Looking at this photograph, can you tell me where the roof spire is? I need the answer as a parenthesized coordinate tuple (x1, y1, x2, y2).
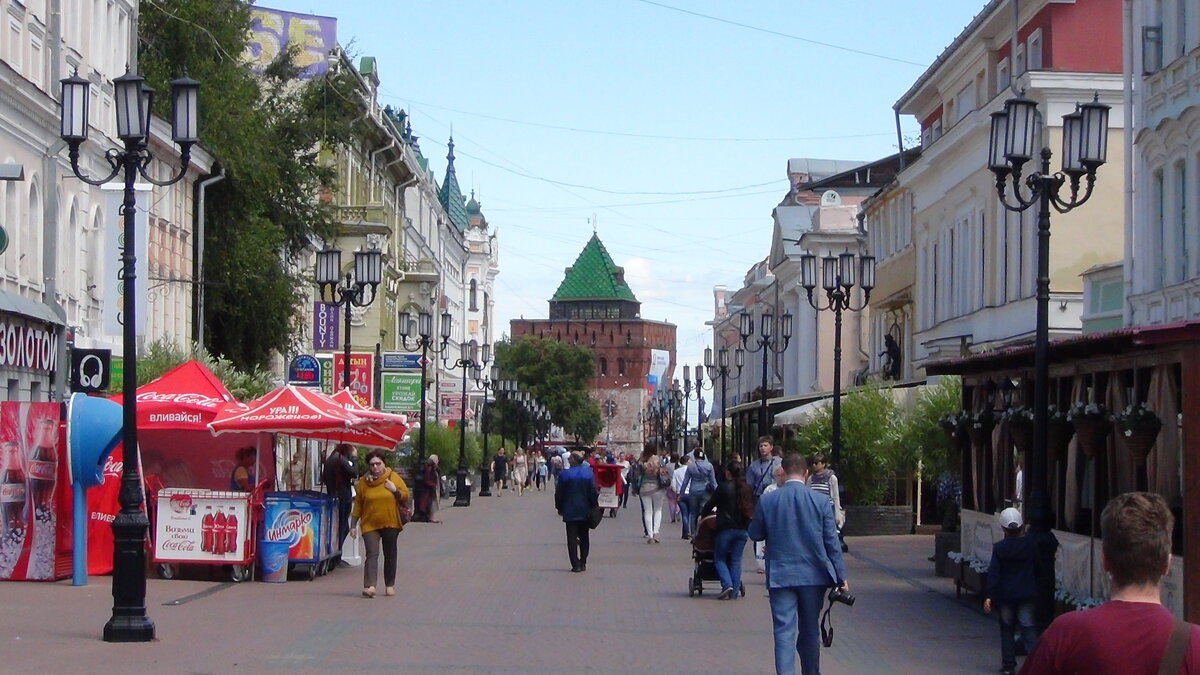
(446, 135, 456, 166)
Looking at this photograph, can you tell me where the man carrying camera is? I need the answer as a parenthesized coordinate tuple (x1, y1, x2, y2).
(748, 453, 849, 675)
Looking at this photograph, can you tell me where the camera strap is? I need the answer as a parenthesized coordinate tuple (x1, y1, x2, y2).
(821, 598, 835, 648)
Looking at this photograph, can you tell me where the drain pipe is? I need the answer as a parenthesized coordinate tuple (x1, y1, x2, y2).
(192, 168, 225, 348)
(1122, 0, 1135, 325)
(369, 139, 396, 202)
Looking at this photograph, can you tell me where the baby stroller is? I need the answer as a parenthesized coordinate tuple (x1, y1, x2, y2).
(687, 514, 746, 597)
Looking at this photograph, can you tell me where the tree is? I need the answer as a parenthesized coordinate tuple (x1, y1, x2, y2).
(492, 337, 603, 444)
(108, 337, 275, 400)
(895, 376, 962, 486)
(138, 0, 361, 370)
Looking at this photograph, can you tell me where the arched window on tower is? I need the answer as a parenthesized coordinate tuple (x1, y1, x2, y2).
(469, 279, 478, 311)
(599, 357, 608, 376)
(618, 358, 625, 376)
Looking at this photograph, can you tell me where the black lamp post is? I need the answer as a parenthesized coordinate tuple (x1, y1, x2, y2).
(704, 346, 744, 464)
(682, 365, 711, 455)
(398, 310, 452, 519)
(799, 251, 875, 470)
(316, 246, 383, 391)
(738, 310, 792, 462)
(60, 68, 200, 643)
(988, 91, 1109, 629)
(474, 364, 498, 497)
(446, 340, 488, 506)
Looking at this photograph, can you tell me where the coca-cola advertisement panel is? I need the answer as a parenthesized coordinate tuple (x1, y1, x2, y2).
(153, 489, 249, 563)
(1, 402, 69, 581)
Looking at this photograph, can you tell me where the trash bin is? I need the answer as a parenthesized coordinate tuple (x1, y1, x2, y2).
(259, 539, 290, 583)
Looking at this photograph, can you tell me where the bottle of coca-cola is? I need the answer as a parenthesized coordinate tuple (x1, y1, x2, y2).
(201, 506, 215, 553)
(213, 508, 227, 555)
(26, 418, 58, 513)
(225, 508, 239, 555)
(1, 441, 27, 535)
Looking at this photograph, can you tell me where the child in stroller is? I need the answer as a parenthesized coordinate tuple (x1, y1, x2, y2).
(687, 514, 746, 597)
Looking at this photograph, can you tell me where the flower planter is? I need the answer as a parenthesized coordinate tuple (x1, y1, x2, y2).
(956, 563, 986, 599)
(1073, 418, 1111, 458)
(1047, 421, 1075, 462)
(842, 505, 913, 536)
(1008, 423, 1033, 455)
(1121, 427, 1161, 464)
(967, 425, 994, 449)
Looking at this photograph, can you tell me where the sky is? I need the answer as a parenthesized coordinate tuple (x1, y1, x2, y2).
(260, 0, 988, 413)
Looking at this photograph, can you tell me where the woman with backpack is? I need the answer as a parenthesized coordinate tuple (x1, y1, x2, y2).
(635, 446, 670, 543)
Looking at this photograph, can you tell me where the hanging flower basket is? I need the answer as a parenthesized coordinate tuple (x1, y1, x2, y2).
(1115, 402, 1164, 464)
(966, 409, 996, 448)
(939, 411, 969, 444)
(1068, 403, 1111, 459)
(1047, 420, 1075, 462)
(1002, 406, 1035, 454)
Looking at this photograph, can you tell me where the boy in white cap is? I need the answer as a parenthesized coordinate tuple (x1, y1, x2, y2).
(984, 507, 1039, 675)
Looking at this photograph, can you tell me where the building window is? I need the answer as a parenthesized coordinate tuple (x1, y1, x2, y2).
(1177, 161, 1189, 283)
(1027, 30, 1043, 70)
(469, 279, 478, 311)
(1154, 169, 1166, 288)
(996, 57, 1011, 95)
(599, 357, 608, 376)
(954, 81, 974, 123)
(618, 358, 626, 375)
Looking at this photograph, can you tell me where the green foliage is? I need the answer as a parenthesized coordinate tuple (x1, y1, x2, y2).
(493, 337, 603, 443)
(896, 377, 962, 485)
(138, 0, 363, 370)
(416, 424, 482, 475)
(108, 337, 275, 400)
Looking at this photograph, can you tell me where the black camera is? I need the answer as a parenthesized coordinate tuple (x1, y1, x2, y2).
(828, 587, 855, 607)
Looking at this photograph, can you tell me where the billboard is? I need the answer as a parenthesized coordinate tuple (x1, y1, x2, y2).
(379, 372, 422, 414)
(647, 349, 670, 394)
(246, 8, 337, 79)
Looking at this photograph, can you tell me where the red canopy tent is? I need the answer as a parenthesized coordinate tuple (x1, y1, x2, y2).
(324, 389, 410, 449)
(208, 384, 366, 435)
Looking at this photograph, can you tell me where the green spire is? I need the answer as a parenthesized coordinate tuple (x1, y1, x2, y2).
(437, 137, 469, 232)
(552, 234, 638, 302)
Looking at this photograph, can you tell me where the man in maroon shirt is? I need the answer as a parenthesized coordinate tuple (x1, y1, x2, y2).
(1020, 492, 1198, 674)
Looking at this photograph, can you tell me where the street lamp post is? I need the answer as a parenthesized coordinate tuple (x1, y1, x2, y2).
(60, 68, 200, 643)
(315, 246, 383, 391)
(398, 311, 452, 520)
(704, 346, 744, 464)
(446, 340, 488, 506)
(474, 364, 498, 497)
(738, 310, 792, 463)
(799, 251, 875, 470)
(682, 365, 711, 455)
(988, 92, 1110, 629)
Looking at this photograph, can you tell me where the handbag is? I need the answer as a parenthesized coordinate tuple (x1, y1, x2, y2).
(656, 466, 671, 488)
(587, 506, 604, 529)
(340, 532, 362, 567)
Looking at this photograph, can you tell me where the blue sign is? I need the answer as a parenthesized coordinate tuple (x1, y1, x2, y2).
(381, 352, 422, 370)
(288, 354, 322, 386)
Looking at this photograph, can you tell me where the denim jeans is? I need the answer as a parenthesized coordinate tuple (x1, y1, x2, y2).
(768, 585, 827, 675)
(684, 491, 710, 536)
(998, 601, 1038, 668)
(678, 494, 692, 537)
(712, 528, 749, 592)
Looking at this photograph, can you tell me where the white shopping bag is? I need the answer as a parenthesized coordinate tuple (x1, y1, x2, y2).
(341, 532, 363, 567)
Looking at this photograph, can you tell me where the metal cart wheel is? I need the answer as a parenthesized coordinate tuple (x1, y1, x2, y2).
(230, 565, 250, 583)
(157, 563, 176, 580)
(688, 577, 696, 597)
(305, 564, 317, 581)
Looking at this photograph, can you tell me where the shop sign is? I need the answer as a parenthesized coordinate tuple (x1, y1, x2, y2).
(332, 352, 373, 406)
(287, 354, 321, 387)
(312, 302, 339, 351)
(317, 355, 333, 394)
(381, 352, 421, 370)
(379, 372, 421, 413)
(0, 315, 58, 372)
(70, 348, 111, 393)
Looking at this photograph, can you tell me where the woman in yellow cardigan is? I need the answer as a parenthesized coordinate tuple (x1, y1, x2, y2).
(350, 450, 410, 598)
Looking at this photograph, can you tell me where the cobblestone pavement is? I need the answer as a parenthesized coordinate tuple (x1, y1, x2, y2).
(0, 486, 1001, 674)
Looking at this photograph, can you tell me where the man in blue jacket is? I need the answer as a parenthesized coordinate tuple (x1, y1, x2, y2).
(748, 453, 848, 675)
(555, 452, 598, 573)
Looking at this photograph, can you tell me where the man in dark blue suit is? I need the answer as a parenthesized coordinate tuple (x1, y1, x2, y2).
(555, 452, 598, 573)
(749, 453, 849, 675)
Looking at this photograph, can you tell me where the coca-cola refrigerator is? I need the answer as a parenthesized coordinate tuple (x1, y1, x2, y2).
(0, 401, 71, 581)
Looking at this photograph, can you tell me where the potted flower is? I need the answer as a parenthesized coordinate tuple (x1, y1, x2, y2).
(1001, 405, 1035, 454)
(938, 410, 969, 443)
(1068, 402, 1111, 458)
(967, 407, 996, 448)
(1047, 404, 1075, 462)
(1113, 401, 1163, 463)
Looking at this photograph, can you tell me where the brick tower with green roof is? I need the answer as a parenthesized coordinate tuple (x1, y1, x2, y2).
(550, 234, 641, 321)
(510, 234, 676, 456)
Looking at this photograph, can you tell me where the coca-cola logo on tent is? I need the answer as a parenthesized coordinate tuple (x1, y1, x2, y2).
(136, 392, 226, 409)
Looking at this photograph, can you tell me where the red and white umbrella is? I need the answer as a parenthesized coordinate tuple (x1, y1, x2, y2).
(325, 389, 410, 448)
(208, 384, 365, 435)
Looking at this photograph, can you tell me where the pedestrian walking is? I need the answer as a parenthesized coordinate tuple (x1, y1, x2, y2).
(512, 448, 528, 495)
(680, 449, 718, 538)
(701, 460, 755, 600)
(983, 508, 1039, 675)
(617, 452, 632, 511)
(757, 462, 786, 575)
(1020, 492, 1200, 674)
(554, 452, 598, 573)
(535, 452, 548, 491)
(672, 454, 692, 538)
(746, 436, 781, 575)
(492, 447, 509, 494)
(636, 447, 669, 543)
(321, 443, 357, 550)
(665, 454, 681, 523)
(748, 453, 848, 675)
(349, 450, 410, 598)
(416, 454, 442, 523)
(807, 453, 846, 552)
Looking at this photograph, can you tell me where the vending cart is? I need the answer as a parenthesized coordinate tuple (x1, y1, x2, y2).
(152, 485, 264, 582)
(261, 490, 339, 580)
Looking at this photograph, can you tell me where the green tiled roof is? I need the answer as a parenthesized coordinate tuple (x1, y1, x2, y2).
(552, 234, 638, 302)
(437, 137, 469, 232)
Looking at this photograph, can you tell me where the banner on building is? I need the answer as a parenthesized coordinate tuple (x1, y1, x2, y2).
(647, 349, 670, 394)
(312, 302, 339, 351)
(102, 185, 149, 338)
(332, 352, 373, 407)
(246, 8, 337, 79)
(379, 373, 422, 414)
